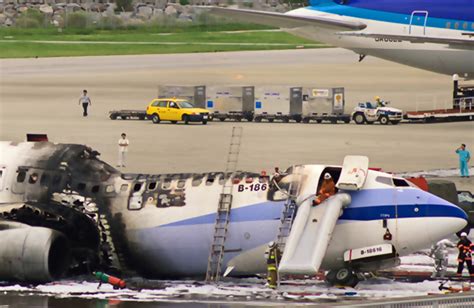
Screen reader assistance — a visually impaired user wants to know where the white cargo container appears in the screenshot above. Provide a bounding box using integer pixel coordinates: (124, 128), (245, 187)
(253, 87), (303, 122)
(302, 87), (350, 123)
(206, 86), (254, 121)
(157, 85), (206, 108)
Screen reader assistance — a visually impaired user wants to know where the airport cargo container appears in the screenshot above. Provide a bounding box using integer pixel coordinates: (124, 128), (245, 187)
(301, 87), (350, 123)
(206, 86), (255, 122)
(157, 85), (206, 108)
(253, 87), (303, 123)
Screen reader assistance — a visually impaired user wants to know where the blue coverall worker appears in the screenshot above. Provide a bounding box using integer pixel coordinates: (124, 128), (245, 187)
(456, 144), (471, 177)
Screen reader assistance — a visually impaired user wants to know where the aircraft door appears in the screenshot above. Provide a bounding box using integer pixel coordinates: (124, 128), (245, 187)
(409, 11), (428, 35)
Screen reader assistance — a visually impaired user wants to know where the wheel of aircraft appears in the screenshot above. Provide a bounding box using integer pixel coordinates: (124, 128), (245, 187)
(326, 267), (360, 287)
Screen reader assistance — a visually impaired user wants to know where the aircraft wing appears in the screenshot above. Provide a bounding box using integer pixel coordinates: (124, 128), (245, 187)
(340, 32), (474, 49)
(203, 7), (366, 31)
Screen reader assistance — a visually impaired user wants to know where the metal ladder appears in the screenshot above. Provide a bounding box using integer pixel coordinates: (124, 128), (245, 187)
(275, 166), (303, 253)
(205, 127), (243, 282)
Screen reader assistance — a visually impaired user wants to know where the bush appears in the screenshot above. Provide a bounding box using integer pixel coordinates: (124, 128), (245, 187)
(15, 17), (41, 28)
(179, 0), (190, 5)
(116, 0), (133, 12)
(16, 9), (44, 28)
(98, 15), (123, 30)
(65, 12), (89, 28)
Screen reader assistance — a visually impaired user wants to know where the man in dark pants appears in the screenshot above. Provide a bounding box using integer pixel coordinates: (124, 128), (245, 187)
(456, 232), (474, 278)
(265, 241), (282, 289)
(78, 89), (92, 117)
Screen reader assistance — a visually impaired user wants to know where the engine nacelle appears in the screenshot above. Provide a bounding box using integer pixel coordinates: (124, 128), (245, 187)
(0, 223), (71, 282)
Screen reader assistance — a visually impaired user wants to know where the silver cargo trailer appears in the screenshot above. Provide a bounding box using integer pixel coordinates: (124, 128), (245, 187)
(157, 85), (206, 108)
(254, 87), (303, 123)
(206, 86), (254, 121)
(302, 87), (350, 123)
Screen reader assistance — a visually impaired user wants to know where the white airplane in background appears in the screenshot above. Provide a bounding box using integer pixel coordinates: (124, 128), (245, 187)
(207, 0), (474, 78)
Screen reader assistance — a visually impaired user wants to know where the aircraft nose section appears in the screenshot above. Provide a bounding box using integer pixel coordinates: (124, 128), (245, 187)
(427, 203), (468, 241)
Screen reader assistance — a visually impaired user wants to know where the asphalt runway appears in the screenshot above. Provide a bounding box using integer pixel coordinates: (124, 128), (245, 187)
(0, 49), (473, 189)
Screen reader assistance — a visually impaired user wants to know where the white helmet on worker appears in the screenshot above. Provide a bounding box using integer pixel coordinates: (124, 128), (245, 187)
(324, 173), (332, 180)
(461, 232), (468, 237)
(268, 241), (275, 248)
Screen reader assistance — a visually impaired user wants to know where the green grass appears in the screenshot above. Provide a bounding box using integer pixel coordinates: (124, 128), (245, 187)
(0, 27), (326, 58)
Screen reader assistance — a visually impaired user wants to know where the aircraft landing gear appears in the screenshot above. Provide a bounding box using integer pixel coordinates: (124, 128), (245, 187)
(326, 267), (360, 287)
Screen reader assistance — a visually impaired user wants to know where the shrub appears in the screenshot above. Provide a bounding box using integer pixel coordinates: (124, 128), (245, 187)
(65, 12), (89, 28)
(15, 17), (41, 28)
(179, 0), (190, 5)
(116, 0), (133, 12)
(98, 15), (124, 30)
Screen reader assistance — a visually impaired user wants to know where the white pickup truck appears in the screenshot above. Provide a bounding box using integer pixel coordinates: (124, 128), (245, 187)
(352, 102), (403, 125)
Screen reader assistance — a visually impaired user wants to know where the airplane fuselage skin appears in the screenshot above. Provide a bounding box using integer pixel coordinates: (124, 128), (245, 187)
(0, 141), (468, 279)
(286, 0), (474, 77)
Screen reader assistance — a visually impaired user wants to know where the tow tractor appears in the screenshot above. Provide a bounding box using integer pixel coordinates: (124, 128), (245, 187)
(352, 101), (403, 125)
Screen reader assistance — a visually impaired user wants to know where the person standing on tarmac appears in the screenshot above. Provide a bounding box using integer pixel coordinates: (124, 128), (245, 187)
(313, 173), (336, 206)
(456, 144), (471, 178)
(117, 133), (129, 168)
(265, 241), (282, 289)
(456, 232), (474, 278)
(78, 89), (92, 117)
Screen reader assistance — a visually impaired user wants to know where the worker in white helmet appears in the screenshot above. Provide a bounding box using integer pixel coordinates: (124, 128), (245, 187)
(313, 173), (336, 206)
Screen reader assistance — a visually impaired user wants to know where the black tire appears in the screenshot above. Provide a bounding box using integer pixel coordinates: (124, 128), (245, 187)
(151, 114), (160, 124)
(353, 113), (366, 125)
(390, 120), (401, 125)
(268, 119), (274, 123)
(183, 115), (189, 124)
(303, 118), (310, 123)
(110, 114), (117, 120)
(344, 119), (350, 124)
(283, 117), (290, 123)
(379, 115), (389, 125)
(334, 268), (353, 285)
(202, 120), (207, 125)
(346, 274), (360, 288)
(325, 270), (337, 285)
(171, 121), (177, 124)
(316, 119), (323, 124)
(330, 119), (337, 124)
(255, 117), (262, 122)
(219, 118), (226, 122)
(139, 116), (146, 120)
(236, 117), (242, 122)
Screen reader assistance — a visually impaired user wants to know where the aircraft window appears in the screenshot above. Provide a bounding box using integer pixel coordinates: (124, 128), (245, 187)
(463, 22), (468, 30)
(393, 178), (410, 187)
(106, 185), (115, 193)
(133, 183), (142, 192)
(120, 184), (129, 192)
(446, 22), (451, 29)
(17, 171), (26, 183)
(192, 177), (202, 186)
(375, 176), (393, 186)
(218, 175), (225, 185)
(77, 183), (86, 191)
(40, 173), (49, 185)
(206, 177), (215, 186)
(91, 185), (100, 193)
(162, 179), (171, 190)
(472, 23), (474, 30)
(177, 180), (186, 189)
(148, 182), (157, 190)
(28, 173), (39, 184)
(454, 22), (459, 29)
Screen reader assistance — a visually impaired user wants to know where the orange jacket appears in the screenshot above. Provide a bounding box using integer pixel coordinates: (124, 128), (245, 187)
(319, 179), (336, 196)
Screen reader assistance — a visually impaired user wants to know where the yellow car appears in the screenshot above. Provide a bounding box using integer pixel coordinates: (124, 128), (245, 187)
(146, 98), (210, 125)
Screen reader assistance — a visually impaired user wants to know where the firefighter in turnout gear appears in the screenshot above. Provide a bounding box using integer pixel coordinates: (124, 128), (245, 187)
(456, 232), (474, 278)
(265, 241), (282, 289)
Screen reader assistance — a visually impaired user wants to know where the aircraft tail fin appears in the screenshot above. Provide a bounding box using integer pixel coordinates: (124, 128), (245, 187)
(278, 193), (351, 275)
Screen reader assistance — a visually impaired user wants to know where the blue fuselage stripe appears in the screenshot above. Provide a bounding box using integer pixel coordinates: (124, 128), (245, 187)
(308, 0), (474, 31)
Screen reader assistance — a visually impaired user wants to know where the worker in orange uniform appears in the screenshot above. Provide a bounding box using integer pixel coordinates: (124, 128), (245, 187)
(456, 232), (474, 279)
(313, 173), (336, 206)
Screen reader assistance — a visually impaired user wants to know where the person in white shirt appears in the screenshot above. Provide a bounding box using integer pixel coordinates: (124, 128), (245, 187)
(118, 133), (129, 168)
(78, 89), (92, 117)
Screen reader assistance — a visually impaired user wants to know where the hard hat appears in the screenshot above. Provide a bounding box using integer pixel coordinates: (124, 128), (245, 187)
(324, 173), (332, 180)
(268, 241), (275, 248)
(461, 232), (468, 237)
(374, 96), (380, 100)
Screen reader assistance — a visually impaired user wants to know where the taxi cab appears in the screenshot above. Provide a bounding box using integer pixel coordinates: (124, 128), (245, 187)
(146, 98), (210, 124)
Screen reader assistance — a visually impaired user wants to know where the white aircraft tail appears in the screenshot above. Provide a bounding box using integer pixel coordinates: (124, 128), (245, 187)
(278, 193), (351, 275)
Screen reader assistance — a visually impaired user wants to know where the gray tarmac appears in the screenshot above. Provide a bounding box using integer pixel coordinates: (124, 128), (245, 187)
(0, 48), (473, 189)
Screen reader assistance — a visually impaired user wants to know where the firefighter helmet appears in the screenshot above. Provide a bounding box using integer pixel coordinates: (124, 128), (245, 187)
(324, 173), (332, 180)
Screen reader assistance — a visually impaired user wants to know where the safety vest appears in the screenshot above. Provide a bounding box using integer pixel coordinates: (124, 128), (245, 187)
(457, 239), (474, 261)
